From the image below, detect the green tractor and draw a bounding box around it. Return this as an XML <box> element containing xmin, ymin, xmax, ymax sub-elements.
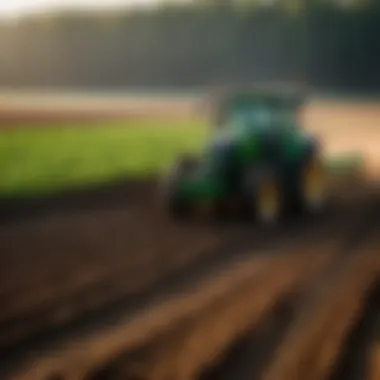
<box><xmin>161</xmin><ymin>88</ymin><xmax>328</xmax><ymax>225</ymax></box>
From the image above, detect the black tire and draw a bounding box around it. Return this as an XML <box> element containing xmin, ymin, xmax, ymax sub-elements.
<box><xmin>160</xmin><ymin>155</ymin><xmax>198</xmax><ymax>219</ymax></box>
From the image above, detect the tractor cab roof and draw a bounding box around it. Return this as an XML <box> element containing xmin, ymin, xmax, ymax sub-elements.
<box><xmin>211</xmin><ymin>86</ymin><xmax>306</xmax><ymax>127</ymax></box>
<box><xmin>221</xmin><ymin>88</ymin><xmax>304</xmax><ymax>111</ymax></box>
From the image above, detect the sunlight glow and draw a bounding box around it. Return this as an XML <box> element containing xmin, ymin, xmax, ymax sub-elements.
<box><xmin>0</xmin><ymin>0</ymin><xmax>172</xmax><ymax>18</ymax></box>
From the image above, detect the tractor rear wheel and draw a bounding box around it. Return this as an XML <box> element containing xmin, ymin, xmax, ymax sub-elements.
<box><xmin>160</xmin><ymin>155</ymin><xmax>198</xmax><ymax>219</ymax></box>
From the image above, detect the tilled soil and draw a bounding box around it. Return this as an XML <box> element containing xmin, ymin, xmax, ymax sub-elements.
<box><xmin>0</xmin><ymin>175</ymin><xmax>379</xmax><ymax>380</ymax></box>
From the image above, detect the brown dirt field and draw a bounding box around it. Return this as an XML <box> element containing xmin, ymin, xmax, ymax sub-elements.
<box><xmin>0</xmin><ymin>96</ymin><xmax>379</xmax><ymax>380</ymax></box>
<box><xmin>0</xmin><ymin>175</ymin><xmax>378</xmax><ymax>380</ymax></box>
<box><xmin>302</xmin><ymin>100</ymin><xmax>380</xmax><ymax>178</ymax></box>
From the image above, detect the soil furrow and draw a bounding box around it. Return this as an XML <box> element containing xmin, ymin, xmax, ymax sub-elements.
<box><xmin>329</xmin><ymin>279</ymin><xmax>380</xmax><ymax>380</ymax></box>
<box><xmin>262</xmin><ymin>226</ymin><xmax>380</xmax><ymax>380</ymax></box>
<box><xmin>0</xmin><ymin>177</ymin><xmax>376</xmax><ymax>380</ymax></box>
<box><xmin>178</xmin><ymin>203</ymin><xmax>379</xmax><ymax>380</ymax></box>
<box><xmin>3</xmin><ymin>196</ymin><xmax>372</xmax><ymax>380</ymax></box>
<box><xmin>0</xmin><ymin>193</ymin><xmax>369</xmax><ymax>359</ymax></box>
<box><xmin>0</xmin><ymin>254</ymin><xmax>296</xmax><ymax>380</ymax></box>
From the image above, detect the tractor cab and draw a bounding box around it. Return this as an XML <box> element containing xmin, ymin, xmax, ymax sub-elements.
<box><xmin>218</xmin><ymin>91</ymin><xmax>302</xmax><ymax>134</ymax></box>
<box><xmin>202</xmin><ymin>91</ymin><xmax>305</xmax><ymax>176</ymax></box>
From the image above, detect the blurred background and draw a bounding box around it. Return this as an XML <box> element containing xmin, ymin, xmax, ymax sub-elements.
<box><xmin>0</xmin><ymin>0</ymin><xmax>379</xmax><ymax>198</ymax></box>
<box><xmin>0</xmin><ymin>0</ymin><xmax>379</xmax><ymax>92</ymax></box>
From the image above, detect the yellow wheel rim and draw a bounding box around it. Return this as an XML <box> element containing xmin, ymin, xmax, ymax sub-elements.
<box><xmin>304</xmin><ymin>157</ymin><xmax>326</xmax><ymax>209</ymax></box>
<box><xmin>257</xmin><ymin>180</ymin><xmax>280</xmax><ymax>224</ymax></box>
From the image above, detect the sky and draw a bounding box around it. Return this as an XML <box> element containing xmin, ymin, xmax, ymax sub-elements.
<box><xmin>0</xmin><ymin>0</ymin><xmax>173</xmax><ymax>18</ymax></box>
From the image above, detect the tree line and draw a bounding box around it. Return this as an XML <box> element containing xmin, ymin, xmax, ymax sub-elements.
<box><xmin>0</xmin><ymin>1</ymin><xmax>379</xmax><ymax>91</ymax></box>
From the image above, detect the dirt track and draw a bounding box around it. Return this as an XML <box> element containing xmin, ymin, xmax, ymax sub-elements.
<box><xmin>0</xmin><ymin>174</ymin><xmax>379</xmax><ymax>380</ymax></box>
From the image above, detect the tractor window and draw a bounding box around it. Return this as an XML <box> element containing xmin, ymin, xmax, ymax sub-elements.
<box><xmin>274</xmin><ymin>108</ymin><xmax>298</xmax><ymax>130</ymax></box>
<box><xmin>228</xmin><ymin>106</ymin><xmax>273</xmax><ymax>131</ymax></box>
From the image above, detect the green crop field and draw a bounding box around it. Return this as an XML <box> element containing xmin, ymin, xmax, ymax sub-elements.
<box><xmin>0</xmin><ymin>120</ymin><xmax>210</xmax><ymax>198</ymax></box>
<box><xmin>0</xmin><ymin>93</ymin><xmax>372</xmax><ymax>199</ymax></box>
